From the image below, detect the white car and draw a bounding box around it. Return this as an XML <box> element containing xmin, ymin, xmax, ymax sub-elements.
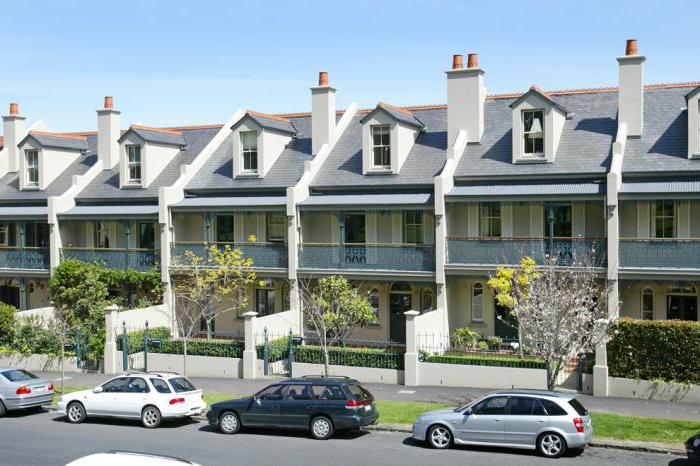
<box><xmin>57</xmin><ymin>372</ymin><xmax>206</xmax><ymax>428</ymax></box>
<box><xmin>66</xmin><ymin>451</ymin><xmax>202</xmax><ymax>465</ymax></box>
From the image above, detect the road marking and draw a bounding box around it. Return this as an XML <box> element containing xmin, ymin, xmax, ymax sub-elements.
<box><xmin>398</xmin><ymin>390</ymin><xmax>415</xmax><ymax>394</ymax></box>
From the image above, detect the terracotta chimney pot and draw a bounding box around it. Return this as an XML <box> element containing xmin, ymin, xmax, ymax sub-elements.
<box><xmin>9</xmin><ymin>103</ymin><xmax>18</xmax><ymax>115</ymax></box>
<box><xmin>104</xmin><ymin>96</ymin><xmax>113</xmax><ymax>109</ymax></box>
<box><xmin>625</xmin><ymin>39</ymin><xmax>638</xmax><ymax>56</ymax></box>
<box><xmin>467</xmin><ymin>53</ymin><xmax>479</xmax><ymax>69</ymax></box>
<box><xmin>452</xmin><ymin>54</ymin><xmax>464</xmax><ymax>70</ymax></box>
<box><xmin>318</xmin><ymin>71</ymin><xmax>329</xmax><ymax>86</ymax></box>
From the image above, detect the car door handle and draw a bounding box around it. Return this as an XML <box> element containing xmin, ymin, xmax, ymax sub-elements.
<box><xmin>492</xmin><ymin>419</ymin><xmax>501</xmax><ymax>422</ymax></box>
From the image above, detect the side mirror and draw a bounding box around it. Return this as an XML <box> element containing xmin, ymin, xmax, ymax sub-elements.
<box><xmin>255</xmin><ymin>398</ymin><xmax>262</xmax><ymax>405</ymax></box>
<box><xmin>92</xmin><ymin>386</ymin><xmax>103</xmax><ymax>394</ymax></box>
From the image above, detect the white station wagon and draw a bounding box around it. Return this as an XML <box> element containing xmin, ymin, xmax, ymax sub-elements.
<box><xmin>57</xmin><ymin>372</ymin><xmax>206</xmax><ymax>429</ymax></box>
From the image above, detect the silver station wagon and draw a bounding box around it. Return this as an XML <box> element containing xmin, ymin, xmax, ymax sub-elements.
<box><xmin>412</xmin><ymin>389</ymin><xmax>592</xmax><ymax>458</ymax></box>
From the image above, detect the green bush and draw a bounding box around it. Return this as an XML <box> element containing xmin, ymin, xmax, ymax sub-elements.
<box><xmin>8</xmin><ymin>316</ymin><xmax>64</xmax><ymax>356</ymax></box>
<box><xmin>294</xmin><ymin>345</ymin><xmax>404</xmax><ymax>370</ymax></box>
<box><xmin>256</xmin><ymin>336</ymin><xmax>290</xmax><ymax>362</ymax></box>
<box><xmin>117</xmin><ymin>327</ymin><xmax>171</xmax><ymax>354</ymax></box>
<box><xmin>450</xmin><ymin>327</ymin><xmax>481</xmax><ymax>349</ymax></box>
<box><xmin>420</xmin><ymin>352</ymin><xmax>545</xmax><ymax>369</ymax></box>
<box><xmin>153</xmin><ymin>338</ymin><xmax>244</xmax><ymax>359</ymax></box>
<box><xmin>0</xmin><ymin>303</ymin><xmax>16</xmax><ymax>346</ymax></box>
<box><xmin>608</xmin><ymin>318</ymin><xmax>700</xmax><ymax>384</ymax></box>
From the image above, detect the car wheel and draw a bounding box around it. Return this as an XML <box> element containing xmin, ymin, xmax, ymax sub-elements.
<box><xmin>65</xmin><ymin>401</ymin><xmax>86</xmax><ymax>424</ymax></box>
<box><xmin>0</xmin><ymin>400</ymin><xmax>6</xmax><ymax>418</ymax></box>
<box><xmin>218</xmin><ymin>411</ymin><xmax>241</xmax><ymax>434</ymax></box>
<box><xmin>141</xmin><ymin>406</ymin><xmax>162</xmax><ymax>429</ymax></box>
<box><xmin>428</xmin><ymin>424</ymin><xmax>452</xmax><ymax>449</ymax></box>
<box><xmin>310</xmin><ymin>416</ymin><xmax>334</xmax><ymax>440</ymax></box>
<box><xmin>538</xmin><ymin>432</ymin><xmax>567</xmax><ymax>458</ymax></box>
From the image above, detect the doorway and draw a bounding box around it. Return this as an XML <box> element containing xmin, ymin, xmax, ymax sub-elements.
<box><xmin>343</xmin><ymin>213</ymin><xmax>366</xmax><ymax>265</ymax></box>
<box><xmin>0</xmin><ymin>286</ymin><xmax>20</xmax><ymax>309</ymax></box>
<box><xmin>389</xmin><ymin>282</ymin><xmax>412</xmax><ymax>343</ymax></box>
<box><xmin>544</xmin><ymin>204</ymin><xmax>573</xmax><ymax>263</ymax></box>
<box><xmin>667</xmin><ymin>295</ymin><xmax>698</xmax><ymax>321</ymax></box>
<box><xmin>494</xmin><ymin>301</ymin><xmax>518</xmax><ymax>341</ymax></box>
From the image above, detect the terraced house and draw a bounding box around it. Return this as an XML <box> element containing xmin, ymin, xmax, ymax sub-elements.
<box><xmin>1</xmin><ymin>39</ymin><xmax>699</xmax><ymax>394</ymax></box>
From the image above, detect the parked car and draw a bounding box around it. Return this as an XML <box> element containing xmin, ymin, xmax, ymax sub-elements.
<box><xmin>57</xmin><ymin>372</ymin><xmax>205</xmax><ymax>428</ymax></box>
<box><xmin>686</xmin><ymin>432</ymin><xmax>700</xmax><ymax>463</ymax></box>
<box><xmin>65</xmin><ymin>451</ymin><xmax>202</xmax><ymax>465</ymax></box>
<box><xmin>206</xmin><ymin>376</ymin><xmax>379</xmax><ymax>439</ymax></box>
<box><xmin>0</xmin><ymin>367</ymin><xmax>54</xmax><ymax>417</ymax></box>
<box><xmin>412</xmin><ymin>389</ymin><xmax>592</xmax><ymax>458</ymax></box>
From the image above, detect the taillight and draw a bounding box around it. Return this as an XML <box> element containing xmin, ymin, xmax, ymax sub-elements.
<box><xmin>573</xmin><ymin>417</ymin><xmax>584</xmax><ymax>433</ymax></box>
<box><xmin>169</xmin><ymin>397</ymin><xmax>186</xmax><ymax>405</ymax></box>
<box><xmin>345</xmin><ymin>399</ymin><xmax>372</xmax><ymax>408</ymax></box>
<box><xmin>16</xmin><ymin>386</ymin><xmax>31</xmax><ymax>395</ymax></box>
<box><xmin>47</xmin><ymin>384</ymin><xmax>54</xmax><ymax>392</ymax></box>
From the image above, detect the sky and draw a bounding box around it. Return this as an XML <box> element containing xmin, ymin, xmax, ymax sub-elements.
<box><xmin>1</xmin><ymin>0</ymin><xmax>698</xmax><ymax>131</ymax></box>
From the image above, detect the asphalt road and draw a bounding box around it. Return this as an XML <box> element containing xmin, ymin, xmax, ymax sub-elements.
<box><xmin>0</xmin><ymin>409</ymin><xmax>691</xmax><ymax>466</ymax></box>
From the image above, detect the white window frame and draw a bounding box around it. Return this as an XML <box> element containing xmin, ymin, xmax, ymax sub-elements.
<box><xmin>479</xmin><ymin>202</ymin><xmax>502</xmax><ymax>238</ymax></box>
<box><xmin>126</xmin><ymin>144</ymin><xmax>142</xmax><ymax>184</ymax></box>
<box><xmin>471</xmin><ymin>282</ymin><xmax>484</xmax><ymax>322</ymax></box>
<box><xmin>652</xmin><ymin>200</ymin><xmax>676</xmax><ymax>239</ymax></box>
<box><xmin>0</xmin><ymin>224</ymin><xmax>8</xmax><ymax>246</ymax></box>
<box><xmin>403</xmin><ymin>211</ymin><xmax>423</xmax><ymax>244</ymax></box>
<box><xmin>371</xmin><ymin>125</ymin><xmax>391</xmax><ymax>169</ymax></box>
<box><xmin>641</xmin><ymin>288</ymin><xmax>654</xmax><ymax>320</ymax></box>
<box><xmin>522</xmin><ymin>109</ymin><xmax>545</xmax><ymax>156</ymax></box>
<box><xmin>240</xmin><ymin>131</ymin><xmax>259</xmax><ymax>173</ymax></box>
<box><xmin>266</xmin><ymin>212</ymin><xmax>286</xmax><ymax>243</ymax></box>
<box><xmin>25</xmin><ymin>149</ymin><xmax>39</xmax><ymax>187</ymax></box>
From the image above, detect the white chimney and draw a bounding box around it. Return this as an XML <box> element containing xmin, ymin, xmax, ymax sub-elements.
<box><xmin>97</xmin><ymin>96</ymin><xmax>120</xmax><ymax>168</ymax></box>
<box><xmin>2</xmin><ymin>103</ymin><xmax>26</xmax><ymax>172</ymax></box>
<box><xmin>617</xmin><ymin>39</ymin><xmax>645</xmax><ymax>137</ymax></box>
<box><xmin>446</xmin><ymin>53</ymin><xmax>485</xmax><ymax>146</ymax></box>
<box><xmin>310</xmin><ymin>71</ymin><xmax>336</xmax><ymax>156</ymax></box>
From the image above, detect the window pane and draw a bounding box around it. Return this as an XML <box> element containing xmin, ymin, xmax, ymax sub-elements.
<box><xmin>507</xmin><ymin>397</ymin><xmax>535</xmax><ymax>416</ymax></box>
<box><xmin>150</xmin><ymin>379</ymin><xmax>171</xmax><ymax>394</ymax></box>
<box><xmin>642</xmin><ymin>289</ymin><xmax>654</xmax><ymax>320</ymax></box>
<box><xmin>344</xmin><ymin>214</ymin><xmax>366</xmax><ymax>243</ymax></box>
<box><xmin>216</xmin><ymin>215</ymin><xmax>234</xmax><ymax>242</ymax></box>
<box><xmin>267</xmin><ymin>213</ymin><xmax>286</xmax><ymax>242</ymax></box>
<box><xmin>285</xmin><ymin>385</ymin><xmax>313</xmax><ymax>400</ymax></box>
<box><xmin>472</xmin><ymin>283</ymin><xmax>484</xmax><ymax>321</ymax></box>
<box><xmin>311</xmin><ymin>385</ymin><xmax>346</xmax><ymax>401</ymax></box>
<box><xmin>474</xmin><ymin>396</ymin><xmax>508</xmax><ymax>415</ymax></box>
<box><xmin>139</xmin><ymin>223</ymin><xmax>155</xmax><ymax>249</ymax></box>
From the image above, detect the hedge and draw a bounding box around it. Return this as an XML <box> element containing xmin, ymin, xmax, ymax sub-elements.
<box><xmin>152</xmin><ymin>338</ymin><xmax>244</xmax><ymax>359</ymax></box>
<box><xmin>608</xmin><ymin>318</ymin><xmax>700</xmax><ymax>385</ymax></box>
<box><xmin>294</xmin><ymin>345</ymin><xmax>404</xmax><ymax>370</ymax></box>
<box><xmin>256</xmin><ymin>336</ymin><xmax>290</xmax><ymax>362</ymax></box>
<box><xmin>117</xmin><ymin>327</ymin><xmax>171</xmax><ymax>355</ymax></box>
<box><xmin>420</xmin><ymin>353</ymin><xmax>546</xmax><ymax>369</ymax></box>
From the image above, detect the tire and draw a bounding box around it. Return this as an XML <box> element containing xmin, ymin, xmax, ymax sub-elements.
<box><xmin>65</xmin><ymin>401</ymin><xmax>86</xmax><ymax>424</ymax></box>
<box><xmin>537</xmin><ymin>432</ymin><xmax>567</xmax><ymax>458</ymax></box>
<box><xmin>0</xmin><ymin>400</ymin><xmax>6</xmax><ymax>418</ymax></box>
<box><xmin>427</xmin><ymin>424</ymin><xmax>453</xmax><ymax>449</ymax></box>
<box><xmin>141</xmin><ymin>405</ymin><xmax>162</xmax><ymax>429</ymax></box>
<box><xmin>310</xmin><ymin>416</ymin><xmax>334</xmax><ymax>440</ymax></box>
<box><xmin>218</xmin><ymin>411</ymin><xmax>241</xmax><ymax>434</ymax></box>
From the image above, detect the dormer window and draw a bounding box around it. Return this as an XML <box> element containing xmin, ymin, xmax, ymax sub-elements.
<box><xmin>24</xmin><ymin>149</ymin><xmax>39</xmax><ymax>187</ymax></box>
<box><xmin>522</xmin><ymin>110</ymin><xmax>544</xmax><ymax>156</ymax></box>
<box><xmin>372</xmin><ymin>125</ymin><xmax>391</xmax><ymax>168</ymax></box>
<box><xmin>126</xmin><ymin>144</ymin><xmax>142</xmax><ymax>184</ymax></box>
<box><xmin>240</xmin><ymin>131</ymin><xmax>258</xmax><ymax>173</ymax></box>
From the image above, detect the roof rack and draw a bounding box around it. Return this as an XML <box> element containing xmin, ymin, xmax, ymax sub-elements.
<box><xmin>299</xmin><ymin>375</ymin><xmax>352</xmax><ymax>379</ymax></box>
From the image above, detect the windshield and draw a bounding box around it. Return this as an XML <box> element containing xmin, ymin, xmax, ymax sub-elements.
<box><xmin>169</xmin><ymin>377</ymin><xmax>196</xmax><ymax>393</ymax></box>
<box><xmin>2</xmin><ymin>369</ymin><xmax>39</xmax><ymax>382</ymax></box>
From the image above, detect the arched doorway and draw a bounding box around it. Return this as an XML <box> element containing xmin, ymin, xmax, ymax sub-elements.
<box><xmin>389</xmin><ymin>282</ymin><xmax>412</xmax><ymax>343</ymax></box>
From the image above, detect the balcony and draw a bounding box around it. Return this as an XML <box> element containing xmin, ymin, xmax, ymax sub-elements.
<box><xmin>446</xmin><ymin>237</ymin><xmax>607</xmax><ymax>267</ymax></box>
<box><xmin>299</xmin><ymin>243</ymin><xmax>436</xmax><ymax>272</ymax></box>
<box><xmin>0</xmin><ymin>247</ymin><xmax>50</xmax><ymax>270</ymax></box>
<box><xmin>170</xmin><ymin>242</ymin><xmax>288</xmax><ymax>269</ymax></box>
<box><xmin>619</xmin><ymin>238</ymin><xmax>700</xmax><ymax>270</ymax></box>
<box><xmin>61</xmin><ymin>248</ymin><xmax>160</xmax><ymax>272</ymax></box>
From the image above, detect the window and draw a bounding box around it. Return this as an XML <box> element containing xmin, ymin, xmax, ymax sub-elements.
<box><xmin>344</xmin><ymin>213</ymin><xmax>366</xmax><ymax>244</ymax></box>
<box><xmin>653</xmin><ymin>200</ymin><xmax>676</xmax><ymax>239</ymax></box>
<box><xmin>126</xmin><ymin>145</ymin><xmax>142</xmax><ymax>183</ymax></box>
<box><xmin>371</xmin><ymin>125</ymin><xmax>391</xmax><ymax>168</ymax></box>
<box><xmin>25</xmin><ymin>149</ymin><xmax>39</xmax><ymax>186</ymax></box>
<box><xmin>102</xmin><ymin>377</ymin><xmax>130</xmax><ymax>393</ymax></box>
<box><xmin>256</xmin><ymin>384</ymin><xmax>284</xmax><ymax>401</ymax></box>
<box><xmin>199</xmin><ymin>316</ymin><xmax>215</xmax><ymax>334</ymax></box>
<box><xmin>126</xmin><ymin>377</ymin><xmax>149</xmax><ymax>393</ymax></box>
<box><xmin>642</xmin><ymin>288</ymin><xmax>654</xmax><ymax>320</ymax></box>
<box><xmin>568</xmin><ymin>399</ymin><xmax>589</xmax><ymax>416</ymax></box>
<box><xmin>284</xmin><ymin>385</ymin><xmax>313</xmax><ymax>400</ymax></box>
<box><xmin>240</xmin><ymin>131</ymin><xmax>258</xmax><ymax>173</ymax></box>
<box><xmin>138</xmin><ymin>223</ymin><xmax>155</xmax><ymax>250</ymax></box>
<box><xmin>403</xmin><ymin>211</ymin><xmax>423</xmax><ymax>244</ymax></box>
<box><xmin>311</xmin><ymin>385</ymin><xmax>346</xmax><ymax>401</ymax></box>
<box><xmin>216</xmin><ymin>215</ymin><xmax>234</xmax><ymax>243</ymax></box>
<box><xmin>0</xmin><ymin>223</ymin><xmax>16</xmax><ymax>246</ymax></box>
<box><xmin>421</xmin><ymin>288</ymin><xmax>433</xmax><ymax>313</ymax></box>
<box><xmin>25</xmin><ymin>223</ymin><xmax>49</xmax><ymax>248</ymax></box>
<box><xmin>347</xmin><ymin>384</ymin><xmax>373</xmax><ymax>402</ymax></box>
<box><xmin>369</xmin><ymin>288</ymin><xmax>380</xmax><ymax>325</ymax></box>
<box><xmin>1</xmin><ymin>369</ymin><xmax>38</xmax><ymax>382</ymax></box>
<box><xmin>266</xmin><ymin>213</ymin><xmax>286</xmax><ymax>242</ymax></box>
<box><xmin>150</xmin><ymin>378</ymin><xmax>171</xmax><ymax>394</ymax></box>
<box><xmin>472</xmin><ymin>282</ymin><xmax>484</xmax><ymax>322</ymax></box>
<box><xmin>473</xmin><ymin>396</ymin><xmax>508</xmax><ymax>415</ymax></box>
<box><xmin>256</xmin><ymin>286</ymin><xmax>275</xmax><ymax>316</ymax></box>
<box><xmin>480</xmin><ymin>202</ymin><xmax>501</xmax><ymax>237</ymax></box>
<box><xmin>538</xmin><ymin>398</ymin><xmax>567</xmax><ymax>416</ymax></box>
<box><xmin>169</xmin><ymin>377</ymin><xmax>196</xmax><ymax>393</ymax></box>
<box><xmin>506</xmin><ymin>397</ymin><xmax>537</xmax><ymax>416</ymax></box>
<box><xmin>522</xmin><ymin>110</ymin><xmax>544</xmax><ymax>155</ymax></box>
<box><xmin>94</xmin><ymin>222</ymin><xmax>110</xmax><ymax>248</ymax></box>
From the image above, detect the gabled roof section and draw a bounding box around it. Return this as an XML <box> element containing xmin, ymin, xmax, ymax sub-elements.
<box><xmin>21</xmin><ymin>131</ymin><xmax>89</xmax><ymax>152</ymax></box>
<box><xmin>359</xmin><ymin>102</ymin><xmax>425</xmax><ymax>129</ymax></box>
<box><xmin>509</xmin><ymin>85</ymin><xmax>568</xmax><ymax>115</ymax></box>
<box><xmin>232</xmin><ymin>111</ymin><xmax>297</xmax><ymax>135</ymax></box>
<box><xmin>685</xmin><ymin>85</ymin><xmax>700</xmax><ymax>101</ymax></box>
<box><xmin>118</xmin><ymin>125</ymin><xmax>187</xmax><ymax>146</ymax></box>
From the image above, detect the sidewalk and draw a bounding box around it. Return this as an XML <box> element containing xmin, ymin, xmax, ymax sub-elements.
<box><xmin>39</xmin><ymin>371</ymin><xmax>700</xmax><ymax>422</ymax></box>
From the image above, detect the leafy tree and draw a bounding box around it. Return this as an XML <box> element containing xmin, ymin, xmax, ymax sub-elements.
<box><xmin>300</xmin><ymin>276</ymin><xmax>375</xmax><ymax>377</ymax></box>
<box><xmin>0</xmin><ymin>302</ymin><xmax>16</xmax><ymax>346</ymax></box>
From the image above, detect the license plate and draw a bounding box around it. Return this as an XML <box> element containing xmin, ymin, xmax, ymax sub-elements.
<box><xmin>34</xmin><ymin>386</ymin><xmax>44</xmax><ymax>392</ymax></box>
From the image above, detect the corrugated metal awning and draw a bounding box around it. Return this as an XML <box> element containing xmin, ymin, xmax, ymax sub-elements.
<box><xmin>0</xmin><ymin>206</ymin><xmax>47</xmax><ymax>219</ymax></box>
<box><xmin>171</xmin><ymin>196</ymin><xmax>287</xmax><ymax>211</ymax></box>
<box><xmin>620</xmin><ymin>179</ymin><xmax>700</xmax><ymax>198</ymax></box>
<box><xmin>300</xmin><ymin>193</ymin><xmax>433</xmax><ymax>209</ymax></box>
<box><xmin>447</xmin><ymin>182</ymin><xmax>605</xmax><ymax>199</ymax></box>
<box><xmin>61</xmin><ymin>205</ymin><xmax>159</xmax><ymax>218</ymax></box>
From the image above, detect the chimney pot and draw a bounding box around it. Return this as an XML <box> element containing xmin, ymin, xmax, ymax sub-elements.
<box><xmin>625</xmin><ymin>39</ymin><xmax>638</xmax><ymax>56</ymax></box>
<box><xmin>319</xmin><ymin>71</ymin><xmax>329</xmax><ymax>86</ymax></box>
<box><xmin>9</xmin><ymin>103</ymin><xmax>18</xmax><ymax>115</ymax></box>
<box><xmin>467</xmin><ymin>53</ymin><xmax>479</xmax><ymax>69</ymax></box>
<box><xmin>452</xmin><ymin>54</ymin><xmax>464</xmax><ymax>70</ymax></box>
<box><xmin>104</xmin><ymin>96</ymin><xmax>113</xmax><ymax>109</ymax></box>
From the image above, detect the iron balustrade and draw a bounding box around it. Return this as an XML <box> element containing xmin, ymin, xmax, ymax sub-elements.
<box><xmin>0</xmin><ymin>246</ymin><xmax>50</xmax><ymax>270</ymax></box>
<box><xmin>299</xmin><ymin>243</ymin><xmax>436</xmax><ymax>272</ymax></box>
<box><xmin>170</xmin><ymin>242</ymin><xmax>288</xmax><ymax>269</ymax></box>
<box><xmin>446</xmin><ymin>237</ymin><xmax>607</xmax><ymax>267</ymax></box>
<box><xmin>619</xmin><ymin>238</ymin><xmax>700</xmax><ymax>269</ymax></box>
<box><xmin>61</xmin><ymin>248</ymin><xmax>160</xmax><ymax>272</ymax></box>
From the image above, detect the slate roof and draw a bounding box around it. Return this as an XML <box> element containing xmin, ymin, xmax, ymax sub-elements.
<box><xmin>119</xmin><ymin>125</ymin><xmax>187</xmax><ymax>146</ymax></box>
<box><xmin>233</xmin><ymin>111</ymin><xmax>297</xmax><ymax>134</ymax></box>
<box><xmin>359</xmin><ymin>102</ymin><xmax>424</xmax><ymax>129</ymax></box>
<box><xmin>22</xmin><ymin>131</ymin><xmax>89</xmax><ymax>151</ymax></box>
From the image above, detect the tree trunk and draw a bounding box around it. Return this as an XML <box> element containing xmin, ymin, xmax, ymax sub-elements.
<box><xmin>323</xmin><ymin>346</ymin><xmax>330</xmax><ymax>377</ymax></box>
<box><xmin>546</xmin><ymin>359</ymin><xmax>554</xmax><ymax>391</ymax></box>
<box><xmin>183</xmin><ymin>338</ymin><xmax>188</xmax><ymax>377</ymax></box>
<box><xmin>60</xmin><ymin>339</ymin><xmax>65</xmax><ymax>394</ymax></box>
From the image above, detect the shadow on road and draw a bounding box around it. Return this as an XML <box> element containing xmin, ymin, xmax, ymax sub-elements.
<box><xmin>197</xmin><ymin>423</ymin><xmax>369</xmax><ymax>441</ymax></box>
<box><xmin>3</xmin><ymin>407</ymin><xmax>49</xmax><ymax>418</ymax></box>
<box><xmin>668</xmin><ymin>459</ymin><xmax>695</xmax><ymax>465</ymax></box>
<box><xmin>50</xmin><ymin>414</ymin><xmax>200</xmax><ymax>429</ymax></box>
<box><xmin>401</xmin><ymin>436</ymin><xmax>584</xmax><ymax>458</ymax></box>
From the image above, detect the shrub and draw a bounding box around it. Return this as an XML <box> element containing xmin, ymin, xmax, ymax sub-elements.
<box><xmin>486</xmin><ymin>336</ymin><xmax>503</xmax><ymax>348</ymax></box>
<box><xmin>0</xmin><ymin>303</ymin><xmax>16</xmax><ymax>346</ymax></box>
<box><xmin>476</xmin><ymin>341</ymin><xmax>489</xmax><ymax>351</ymax></box>
<box><xmin>608</xmin><ymin>318</ymin><xmax>700</xmax><ymax>385</ymax></box>
<box><xmin>294</xmin><ymin>345</ymin><xmax>404</xmax><ymax>370</ymax></box>
<box><xmin>256</xmin><ymin>336</ymin><xmax>290</xmax><ymax>362</ymax></box>
<box><xmin>117</xmin><ymin>327</ymin><xmax>171</xmax><ymax>354</ymax></box>
<box><xmin>450</xmin><ymin>327</ymin><xmax>481</xmax><ymax>349</ymax></box>
<box><xmin>154</xmin><ymin>338</ymin><xmax>244</xmax><ymax>359</ymax></box>
<box><xmin>420</xmin><ymin>352</ymin><xmax>545</xmax><ymax>369</ymax></box>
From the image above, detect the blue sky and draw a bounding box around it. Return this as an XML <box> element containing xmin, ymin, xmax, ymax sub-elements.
<box><xmin>1</xmin><ymin>0</ymin><xmax>698</xmax><ymax>131</ymax></box>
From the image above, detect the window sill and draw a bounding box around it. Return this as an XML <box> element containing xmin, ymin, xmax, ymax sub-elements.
<box><xmin>366</xmin><ymin>168</ymin><xmax>393</xmax><ymax>175</ymax></box>
<box><xmin>235</xmin><ymin>172</ymin><xmax>261</xmax><ymax>178</ymax></box>
<box><xmin>514</xmin><ymin>155</ymin><xmax>547</xmax><ymax>164</ymax></box>
<box><xmin>23</xmin><ymin>185</ymin><xmax>40</xmax><ymax>191</ymax></box>
<box><xmin>122</xmin><ymin>182</ymin><xmax>143</xmax><ymax>189</ymax></box>
<box><xmin>470</xmin><ymin>321</ymin><xmax>487</xmax><ymax>327</ymax></box>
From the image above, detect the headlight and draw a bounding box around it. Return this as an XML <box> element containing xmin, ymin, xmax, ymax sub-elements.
<box><xmin>693</xmin><ymin>438</ymin><xmax>700</xmax><ymax>448</ymax></box>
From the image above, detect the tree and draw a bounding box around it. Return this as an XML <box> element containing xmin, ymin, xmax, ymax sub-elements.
<box><xmin>171</xmin><ymin>244</ymin><xmax>259</xmax><ymax>376</ymax></box>
<box><xmin>300</xmin><ymin>276</ymin><xmax>375</xmax><ymax>377</ymax></box>
<box><xmin>489</xmin><ymin>256</ymin><xmax>613</xmax><ymax>390</ymax></box>
<box><xmin>49</xmin><ymin>303</ymin><xmax>78</xmax><ymax>394</ymax></box>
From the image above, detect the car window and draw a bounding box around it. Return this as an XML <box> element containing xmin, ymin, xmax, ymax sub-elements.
<box><xmin>532</xmin><ymin>399</ymin><xmax>547</xmax><ymax>415</ymax></box>
<box><xmin>538</xmin><ymin>398</ymin><xmax>567</xmax><ymax>416</ymax></box>
<box><xmin>102</xmin><ymin>377</ymin><xmax>130</xmax><ymax>393</ymax></box>
<box><xmin>568</xmin><ymin>399</ymin><xmax>589</xmax><ymax>416</ymax></box>
<box><xmin>169</xmin><ymin>377</ymin><xmax>196</xmax><ymax>393</ymax></box>
<box><xmin>473</xmin><ymin>397</ymin><xmax>508</xmax><ymax>415</ymax></box>
<box><xmin>284</xmin><ymin>385</ymin><xmax>313</xmax><ymax>400</ymax></box>
<box><xmin>126</xmin><ymin>377</ymin><xmax>149</xmax><ymax>393</ymax></box>
<box><xmin>1</xmin><ymin>369</ymin><xmax>39</xmax><ymax>382</ymax></box>
<box><xmin>506</xmin><ymin>397</ymin><xmax>536</xmax><ymax>415</ymax></box>
<box><xmin>311</xmin><ymin>385</ymin><xmax>346</xmax><ymax>401</ymax></box>
<box><xmin>150</xmin><ymin>378</ymin><xmax>171</xmax><ymax>394</ymax></box>
<box><xmin>257</xmin><ymin>385</ymin><xmax>284</xmax><ymax>401</ymax></box>
<box><xmin>347</xmin><ymin>384</ymin><xmax>373</xmax><ymax>401</ymax></box>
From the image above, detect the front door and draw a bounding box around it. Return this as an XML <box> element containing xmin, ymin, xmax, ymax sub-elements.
<box><xmin>389</xmin><ymin>289</ymin><xmax>411</xmax><ymax>343</ymax></box>
<box><xmin>494</xmin><ymin>302</ymin><xmax>518</xmax><ymax>341</ymax></box>
<box><xmin>544</xmin><ymin>204</ymin><xmax>573</xmax><ymax>263</ymax></box>
<box><xmin>456</xmin><ymin>396</ymin><xmax>507</xmax><ymax>443</ymax></box>
<box><xmin>668</xmin><ymin>295</ymin><xmax>698</xmax><ymax>321</ymax></box>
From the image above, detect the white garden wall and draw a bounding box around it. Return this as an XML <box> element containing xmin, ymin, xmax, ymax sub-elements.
<box><xmin>0</xmin><ymin>352</ymin><xmax>79</xmax><ymax>372</ymax></box>
<box><xmin>116</xmin><ymin>351</ymin><xmax>242</xmax><ymax>378</ymax></box>
<box><xmin>292</xmin><ymin>362</ymin><xmax>404</xmax><ymax>385</ymax></box>
<box><xmin>417</xmin><ymin>361</ymin><xmax>547</xmax><ymax>389</ymax></box>
<box><xmin>608</xmin><ymin>376</ymin><xmax>700</xmax><ymax>404</ymax></box>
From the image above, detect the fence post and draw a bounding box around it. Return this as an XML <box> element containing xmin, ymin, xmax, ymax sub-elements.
<box><xmin>577</xmin><ymin>352</ymin><xmax>584</xmax><ymax>392</ymax></box>
<box><xmin>75</xmin><ymin>326</ymin><xmax>83</xmax><ymax>369</ymax></box>
<box><xmin>263</xmin><ymin>327</ymin><xmax>269</xmax><ymax>376</ymax></box>
<box><xmin>143</xmin><ymin>321</ymin><xmax>149</xmax><ymax>373</ymax></box>
<box><xmin>121</xmin><ymin>321</ymin><xmax>128</xmax><ymax>372</ymax></box>
<box><xmin>242</xmin><ymin>311</ymin><xmax>258</xmax><ymax>379</ymax></box>
<box><xmin>103</xmin><ymin>304</ymin><xmax>120</xmax><ymax>374</ymax></box>
<box><xmin>287</xmin><ymin>328</ymin><xmax>294</xmax><ymax>378</ymax></box>
<box><xmin>404</xmin><ymin>310</ymin><xmax>420</xmax><ymax>386</ymax></box>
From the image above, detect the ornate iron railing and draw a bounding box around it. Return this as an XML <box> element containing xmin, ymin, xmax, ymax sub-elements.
<box><xmin>170</xmin><ymin>242</ymin><xmax>288</xmax><ymax>269</ymax></box>
<box><xmin>0</xmin><ymin>246</ymin><xmax>50</xmax><ymax>270</ymax></box>
<box><xmin>446</xmin><ymin>237</ymin><xmax>606</xmax><ymax>267</ymax></box>
<box><xmin>619</xmin><ymin>238</ymin><xmax>700</xmax><ymax>269</ymax></box>
<box><xmin>61</xmin><ymin>248</ymin><xmax>160</xmax><ymax>272</ymax></box>
<box><xmin>299</xmin><ymin>243</ymin><xmax>436</xmax><ymax>272</ymax></box>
